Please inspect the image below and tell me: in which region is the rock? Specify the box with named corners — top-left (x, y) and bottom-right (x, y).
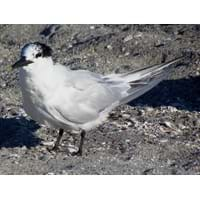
top-left (61, 170), bottom-right (68, 175)
top-left (106, 45), bottom-right (113, 50)
top-left (122, 114), bottom-right (131, 119)
top-left (124, 35), bottom-right (133, 42)
top-left (161, 121), bottom-right (175, 129)
top-left (138, 109), bottom-right (145, 116)
top-left (67, 144), bottom-right (79, 153)
top-left (41, 141), bottom-right (55, 146)
top-left (124, 52), bottom-right (130, 56)
top-left (177, 123), bottom-right (187, 129)
top-left (47, 172), bottom-right (55, 175)
top-left (167, 106), bottom-right (178, 112)
top-left (134, 32), bottom-right (143, 38)
top-left (21, 146), bottom-right (27, 151)
top-left (194, 119), bottom-right (200, 127)
top-left (90, 26), bottom-right (95, 30)
top-left (144, 107), bottom-right (154, 112)
top-left (1, 82), bottom-right (7, 88)
top-left (160, 139), bottom-right (168, 143)
top-left (9, 154), bottom-right (20, 159)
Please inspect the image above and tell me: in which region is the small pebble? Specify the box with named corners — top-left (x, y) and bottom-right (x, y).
top-left (21, 146), bottom-right (27, 150)
top-left (122, 114), bottom-right (131, 119)
top-left (161, 121), bottom-right (174, 129)
top-left (1, 83), bottom-right (7, 88)
top-left (90, 26), bottom-right (95, 30)
top-left (68, 144), bottom-right (79, 153)
top-left (9, 154), bottom-right (20, 159)
top-left (144, 107), bottom-right (154, 112)
top-left (124, 35), bottom-right (133, 42)
top-left (47, 172), bottom-right (55, 175)
top-left (194, 119), bottom-right (200, 127)
top-left (177, 123), bottom-right (187, 129)
top-left (106, 45), bottom-right (112, 50)
top-left (134, 32), bottom-right (143, 38)
top-left (41, 141), bottom-right (55, 146)
top-left (167, 106), bottom-right (178, 112)
top-left (126, 122), bottom-right (133, 127)
top-left (138, 109), bottom-right (145, 116)
top-left (124, 52), bottom-right (130, 56)
top-left (62, 170), bottom-right (68, 175)
top-left (68, 44), bottom-right (73, 48)
top-left (160, 139), bottom-right (168, 143)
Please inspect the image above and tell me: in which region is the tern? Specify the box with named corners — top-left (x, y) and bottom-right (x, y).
top-left (12, 42), bottom-right (182, 155)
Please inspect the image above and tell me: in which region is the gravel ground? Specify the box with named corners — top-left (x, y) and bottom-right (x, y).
top-left (0, 24), bottom-right (200, 174)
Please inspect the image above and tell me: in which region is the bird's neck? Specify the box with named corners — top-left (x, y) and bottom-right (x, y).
top-left (23, 57), bottom-right (54, 74)
top-left (34, 57), bottom-right (54, 68)
top-left (19, 57), bottom-right (55, 86)
top-left (19, 57), bottom-right (56, 97)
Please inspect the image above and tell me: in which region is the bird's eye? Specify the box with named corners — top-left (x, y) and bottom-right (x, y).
top-left (36, 53), bottom-right (42, 58)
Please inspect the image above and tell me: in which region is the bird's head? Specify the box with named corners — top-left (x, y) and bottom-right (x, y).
top-left (12, 42), bottom-right (52, 69)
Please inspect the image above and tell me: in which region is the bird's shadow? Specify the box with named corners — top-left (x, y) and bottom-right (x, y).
top-left (129, 76), bottom-right (200, 112)
top-left (0, 116), bottom-right (41, 148)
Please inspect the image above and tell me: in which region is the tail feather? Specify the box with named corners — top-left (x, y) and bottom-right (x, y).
top-left (119, 57), bottom-right (183, 104)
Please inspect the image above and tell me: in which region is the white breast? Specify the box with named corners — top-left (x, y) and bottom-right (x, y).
top-left (18, 60), bottom-right (64, 129)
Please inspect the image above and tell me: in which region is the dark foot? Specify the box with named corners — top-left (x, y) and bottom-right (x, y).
top-left (46, 129), bottom-right (86, 156)
top-left (50, 128), bottom-right (64, 151)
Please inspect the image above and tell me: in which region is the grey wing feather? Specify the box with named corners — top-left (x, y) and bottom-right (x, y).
top-left (103, 57), bottom-right (183, 105)
top-left (119, 57), bottom-right (183, 104)
top-left (53, 70), bottom-right (121, 124)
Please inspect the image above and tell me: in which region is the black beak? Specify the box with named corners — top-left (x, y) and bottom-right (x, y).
top-left (12, 57), bottom-right (33, 69)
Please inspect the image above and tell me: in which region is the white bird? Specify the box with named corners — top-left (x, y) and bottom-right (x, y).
top-left (12, 42), bottom-right (182, 155)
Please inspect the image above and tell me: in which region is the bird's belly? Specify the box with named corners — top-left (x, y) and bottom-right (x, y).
top-left (22, 94), bottom-right (48, 126)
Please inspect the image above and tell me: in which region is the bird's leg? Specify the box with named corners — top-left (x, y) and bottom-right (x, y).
top-left (51, 128), bottom-right (64, 151)
top-left (78, 130), bottom-right (86, 155)
top-left (72, 130), bottom-right (86, 156)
